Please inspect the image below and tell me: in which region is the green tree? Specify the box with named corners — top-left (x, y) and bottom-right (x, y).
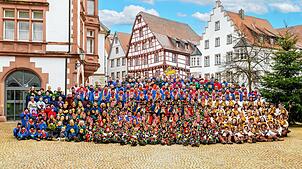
top-left (261, 32), bottom-right (302, 123)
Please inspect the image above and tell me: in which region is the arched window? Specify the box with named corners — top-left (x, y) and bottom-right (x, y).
top-left (5, 70), bottom-right (41, 120)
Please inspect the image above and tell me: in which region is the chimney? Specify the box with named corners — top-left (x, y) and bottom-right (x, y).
top-left (239, 9), bottom-right (245, 19)
top-left (216, 0), bottom-right (221, 7)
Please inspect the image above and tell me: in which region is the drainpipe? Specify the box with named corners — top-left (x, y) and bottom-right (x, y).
top-left (65, 0), bottom-right (71, 95)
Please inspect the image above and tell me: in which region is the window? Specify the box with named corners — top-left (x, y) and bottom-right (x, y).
top-left (270, 38), bottom-right (275, 45)
top-left (116, 47), bottom-right (119, 54)
top-left (117, 72), bottom-right (120, 79)
top-left (226, 71), bottom-right (233, 82)
top-left (116, 58), bottom-right (120, 67)
top-left (143, 56), bottom-right (148, 65)
top-left (205, 40), bottom-right (209, 49)
top-left (215, 72), bottom-right (222, 81)
top-left (149, 39), bottom-right (153, 48)
top-left (87, 30), bottom-right (95, 54)
top-left (4, 21), bottom-right (15, 40)
top-left (138, 18), bottom-right (142, 24)
top-left (142, 42), bottom-right (147, 50)
top-left (154, 54), bottom-right (159, 63)
top-left (227, 34), bottom-right (232, 44)
top-left (87, 0), bottom-right (95, 15)
top-left (4, 10), bottom-right (15, 18)
top-left (111, 72), bottom-right (115, 80)
top-left (129, 59), bottom-right (133, 67)
top-left (32, 11), bottom-right (43, 19)
top-left (135, 58), bottom-right (140, 66)
top-left (32, 22), bottom-right (43, 41)
top-left (111, 60), bottom-right (114, 68)
top-left (197, 57), bottom-right (200, 66)
top-left (192, 58), bottom-right (196, 66)
top-left (122, 58), bottom-right (126, 66)
top-left (204, 56), bottom-right (210, 67)
top-left (226, 51), bottom-right (233, 63)
top-left (122, 71), bottom-right (126, 78)
top-left (185, 43), bottom-right (189, 49)
top-left (215, 37), bottom-right (220, 47)
top-left (259, 36), bottom-right (264, 43)
top-left (215, 54), bottom-right (221, 65)
top-left (139, 29), bottom-right (143, 37)
top-left (239, 49), bottom-right (247, 60)
top-left (18, 21), bottom-right (29, 41)
top-left (172, 54), bottom-right (177, 63)
top-left (134, 45), bottom-right (139, 52)
top-left (18, 11), bottom-right (29, 19)
top-left (215, 21), bottom-right (220, 31)
top-left (176, 41), bottom-right (180, 48)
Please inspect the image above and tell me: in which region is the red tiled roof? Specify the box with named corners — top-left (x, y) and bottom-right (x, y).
top-left (277, 25), bottom-right (302, 49)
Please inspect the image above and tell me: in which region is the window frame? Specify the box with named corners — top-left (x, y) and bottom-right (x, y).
top-left (204, 56), bottom-right (210, 67)
top-left (86, 30), bottom-right (95, 54)
top-left (215, 37), bottom-right (220, 47)
top-left (215, 54), bottom-right (221, 65)
top-left (215, 21), bottom-right (220, 31)
top-left (205, 40), bottom-right (209, 49)
top-left (227, 34), bottom-right (232, 44)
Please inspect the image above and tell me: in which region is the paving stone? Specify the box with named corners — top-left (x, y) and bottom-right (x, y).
top-left (1, 122), bottom-right (302, 169)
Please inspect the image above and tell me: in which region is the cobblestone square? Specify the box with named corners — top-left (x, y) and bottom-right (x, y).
top-left (1, 122), bottom-right (302, 169)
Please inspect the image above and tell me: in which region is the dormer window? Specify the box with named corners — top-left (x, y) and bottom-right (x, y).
top-left (138, 17), bottom-right (142, 23)
top-left (176, 41), bottom-right (180, 48)
top-left (185, 43), bottom-right (189, 49)
top-left (270, 38), bottom-right (275, 45)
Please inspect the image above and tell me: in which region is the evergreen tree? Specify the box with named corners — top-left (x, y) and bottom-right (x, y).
top-left (261, 32), bottom-right (302, 123)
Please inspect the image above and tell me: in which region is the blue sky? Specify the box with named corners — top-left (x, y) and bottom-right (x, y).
top-left (99, 0), bottom-right (302, 35)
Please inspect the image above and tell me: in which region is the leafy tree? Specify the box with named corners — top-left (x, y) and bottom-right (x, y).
top-left (261, 32), bottom-right (302, 123)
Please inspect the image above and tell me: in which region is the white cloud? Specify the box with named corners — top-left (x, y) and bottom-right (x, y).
top-left (177, 12), bottom-right (187, 17)
top-left (139, 0), bottom-right (155, 4)
top-left (99, 5), bottom-right (159, 27)
top-left (180, 0), bottom-right (302, 14)
top-left (192, 12), bottom-right (210, 22)
top-left (270, 3), bottom-right (301, 13)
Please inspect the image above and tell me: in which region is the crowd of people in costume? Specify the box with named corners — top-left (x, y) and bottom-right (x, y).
top-left (13, 76), bottom-right (290, 146)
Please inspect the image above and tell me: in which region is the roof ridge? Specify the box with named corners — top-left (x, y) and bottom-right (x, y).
top-left (139, 11), bottom-right (190, 27)
top-left (225, 10), bottom-right (268, 21)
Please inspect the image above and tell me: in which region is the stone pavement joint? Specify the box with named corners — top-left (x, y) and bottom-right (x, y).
top-left (1, 123), bottom-right (302, 169)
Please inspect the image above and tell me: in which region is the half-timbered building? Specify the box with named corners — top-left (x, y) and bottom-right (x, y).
top-left (127, 12), bottom-right (201, 78)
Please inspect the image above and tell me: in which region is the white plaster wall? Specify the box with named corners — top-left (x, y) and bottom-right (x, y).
top-left (107, 33), bottom-right (128, 80)
top-left (194, 5), bottom-right (237, 78)
top-left (46, 0), bottom-right (69, 46)
top-left (0, 56), bottom-right (15, 72)
top-left (30, 57), bottom-right (66, 91)
top-left (96, 33), bottom-right (106, 74)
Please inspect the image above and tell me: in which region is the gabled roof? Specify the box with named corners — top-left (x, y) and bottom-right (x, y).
top-left (104, 37), bottom-right (111, 55)
top-left (116, 32), bottom-right (131, 53)
top-left (138, 12), bottom-right (201, 55)
top-left (277, 25), bottom-right (302, 49)
top-left (226, 11), bottom-right (279, 45)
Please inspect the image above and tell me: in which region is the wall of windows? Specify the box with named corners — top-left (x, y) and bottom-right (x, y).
top-left (3, 9), bottom-right (44, 41)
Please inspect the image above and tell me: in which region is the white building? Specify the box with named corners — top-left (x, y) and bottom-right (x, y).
top-left (192, 0), bottom-right (279, 84)
top-left (0, 0), bottom-right (103, 121)
top-left (107, 32), bottom-right (131, 81)
top-left (127, 12), bottom-right (201, 78)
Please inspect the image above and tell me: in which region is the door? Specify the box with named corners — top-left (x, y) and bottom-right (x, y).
top-left (5, 70), bottom-right (41, 121)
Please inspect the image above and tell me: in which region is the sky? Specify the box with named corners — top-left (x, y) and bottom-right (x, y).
top-left (99, 0), bottom-right (302, 35)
